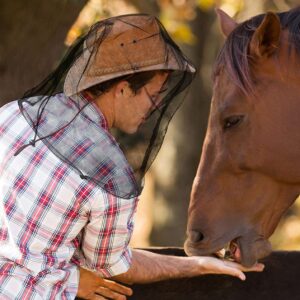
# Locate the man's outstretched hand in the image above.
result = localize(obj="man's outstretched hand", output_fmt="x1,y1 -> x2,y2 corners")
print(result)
77,267 -> 133,300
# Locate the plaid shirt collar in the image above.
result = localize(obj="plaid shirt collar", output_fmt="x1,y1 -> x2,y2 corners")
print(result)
79,91 -> 109,131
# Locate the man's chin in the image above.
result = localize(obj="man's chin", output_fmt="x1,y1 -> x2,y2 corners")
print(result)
117,125 -> 138,134
127,127 -> 138,134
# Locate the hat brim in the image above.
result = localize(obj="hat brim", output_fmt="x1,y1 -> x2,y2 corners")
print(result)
64,48 -> 196,97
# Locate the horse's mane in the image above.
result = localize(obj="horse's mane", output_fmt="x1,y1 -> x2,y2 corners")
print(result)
213,6 -> 300,94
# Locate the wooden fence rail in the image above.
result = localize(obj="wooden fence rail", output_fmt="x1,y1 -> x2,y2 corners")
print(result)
130,248 -> 300,300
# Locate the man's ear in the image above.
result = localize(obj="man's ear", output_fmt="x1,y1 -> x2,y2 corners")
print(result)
115,81 -> 132,98
215,8 -> 238,37
249,12 -> 281,59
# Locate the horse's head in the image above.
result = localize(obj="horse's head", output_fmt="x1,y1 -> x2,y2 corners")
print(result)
185,8 -> 300,267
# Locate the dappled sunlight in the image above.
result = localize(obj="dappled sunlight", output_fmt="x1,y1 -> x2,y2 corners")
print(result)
271,196 -> 300,250
129,173 -> 154,247
65,0 -> 137,46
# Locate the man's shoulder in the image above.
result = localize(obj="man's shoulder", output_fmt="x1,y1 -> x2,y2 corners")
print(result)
0,99 -> 19,113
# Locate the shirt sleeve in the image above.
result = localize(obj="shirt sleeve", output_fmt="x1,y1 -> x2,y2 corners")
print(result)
79,190 -> 138,277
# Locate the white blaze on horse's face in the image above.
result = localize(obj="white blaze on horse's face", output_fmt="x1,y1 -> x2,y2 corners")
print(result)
185,9 -> 300,267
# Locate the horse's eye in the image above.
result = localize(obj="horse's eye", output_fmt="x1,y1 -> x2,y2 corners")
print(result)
223,115 -> 244,130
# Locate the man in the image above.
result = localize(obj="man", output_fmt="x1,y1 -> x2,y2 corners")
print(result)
0,14 -> 263,299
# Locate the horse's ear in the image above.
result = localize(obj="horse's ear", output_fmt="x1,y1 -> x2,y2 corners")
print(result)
249,12 -> 281,58
215,8 -> 237,37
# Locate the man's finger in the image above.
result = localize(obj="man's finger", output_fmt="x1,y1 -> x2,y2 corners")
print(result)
220,261 -> 265,281
224,260 -> 265,272
91,294 -> 107,300
102,279 -> 133,296
95,287 -> 127,300
220,265 -> 246,281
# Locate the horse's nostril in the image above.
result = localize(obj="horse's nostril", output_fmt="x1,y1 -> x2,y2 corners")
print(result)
189,230 -> 204,243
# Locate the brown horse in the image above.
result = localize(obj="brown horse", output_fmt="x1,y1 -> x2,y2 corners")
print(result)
184,7 -> 300,267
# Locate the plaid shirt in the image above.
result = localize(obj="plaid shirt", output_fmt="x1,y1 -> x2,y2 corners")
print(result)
0,95 -> 138,299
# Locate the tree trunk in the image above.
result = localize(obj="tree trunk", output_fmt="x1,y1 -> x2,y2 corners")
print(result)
149,8 -> 216,246
0,0 -> 87,104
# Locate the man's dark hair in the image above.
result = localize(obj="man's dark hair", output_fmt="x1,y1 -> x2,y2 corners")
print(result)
87,70 -> 165,97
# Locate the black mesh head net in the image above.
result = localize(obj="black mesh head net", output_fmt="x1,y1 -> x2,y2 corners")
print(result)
16,14 -> 196,199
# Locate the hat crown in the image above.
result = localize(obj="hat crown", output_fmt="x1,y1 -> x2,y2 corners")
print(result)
64,14 -> 194,97
86,15 -> 166,77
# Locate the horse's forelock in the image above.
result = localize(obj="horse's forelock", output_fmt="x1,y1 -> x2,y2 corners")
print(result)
213,7 -> 300,95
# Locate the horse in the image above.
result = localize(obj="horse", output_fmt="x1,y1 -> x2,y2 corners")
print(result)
184,7 -> 300,267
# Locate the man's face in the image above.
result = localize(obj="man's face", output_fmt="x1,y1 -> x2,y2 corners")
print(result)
115,72 -> 169,134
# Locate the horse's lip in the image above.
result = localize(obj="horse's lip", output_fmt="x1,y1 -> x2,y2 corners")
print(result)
185,234 -> 271,267
184,237 -> 232,257
235,236 -> 272,267
228,239 -> 242,262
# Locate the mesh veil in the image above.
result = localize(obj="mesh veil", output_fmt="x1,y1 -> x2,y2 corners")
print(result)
16,14 -> 196,199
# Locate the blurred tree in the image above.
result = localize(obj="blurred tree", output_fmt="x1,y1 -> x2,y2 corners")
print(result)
126,0 -> 160,15
149,5 -> 216,246
0,0 -> 87,104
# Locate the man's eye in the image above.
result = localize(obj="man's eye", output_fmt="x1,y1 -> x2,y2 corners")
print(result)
223,115 -> 244,130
